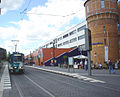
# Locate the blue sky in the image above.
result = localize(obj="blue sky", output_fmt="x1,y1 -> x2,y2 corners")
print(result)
0,0 -> 87,55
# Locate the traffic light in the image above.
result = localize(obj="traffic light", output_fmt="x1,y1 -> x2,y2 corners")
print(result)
94,52 -> 97,57
85,28 -> 92,51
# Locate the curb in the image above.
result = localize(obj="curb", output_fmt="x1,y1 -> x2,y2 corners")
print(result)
26,65 -> 106,84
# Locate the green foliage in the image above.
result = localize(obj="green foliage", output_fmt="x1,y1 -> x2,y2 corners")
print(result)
7,52 -> 11,61
30,54 -> 33,62
37,55 -> 40,65
63,55 -> 68,60
63,55 -> 68,64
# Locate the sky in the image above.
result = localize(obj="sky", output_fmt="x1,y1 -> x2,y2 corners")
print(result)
0,0 -> 89,55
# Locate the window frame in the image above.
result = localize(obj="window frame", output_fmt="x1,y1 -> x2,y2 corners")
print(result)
100,0 -> 105,9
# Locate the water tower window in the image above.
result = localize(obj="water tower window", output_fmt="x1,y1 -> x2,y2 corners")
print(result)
100,0 -> 105,9
86,5 -> 89,13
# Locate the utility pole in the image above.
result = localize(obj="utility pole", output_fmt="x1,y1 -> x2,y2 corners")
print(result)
53,41 -> 55,66
88,50 -> 91,76
85,28 -> 92,76
11,40 -> 19,52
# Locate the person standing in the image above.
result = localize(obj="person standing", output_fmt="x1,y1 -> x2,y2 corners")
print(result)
115,59 -> 118,69
85,59 -> 87,71
108,60 -> 115,74
98,63 -> 102,69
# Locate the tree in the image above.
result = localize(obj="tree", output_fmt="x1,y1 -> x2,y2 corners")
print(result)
37,55 -> 40,65
7,52 -> 11,62
63,55 -> 68,64
30,54 -> 33,65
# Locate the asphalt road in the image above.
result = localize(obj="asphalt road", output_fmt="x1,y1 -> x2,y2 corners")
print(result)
3,67 -> 120,97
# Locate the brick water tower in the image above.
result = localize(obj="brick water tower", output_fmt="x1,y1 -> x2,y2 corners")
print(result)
84,0 -> 119,66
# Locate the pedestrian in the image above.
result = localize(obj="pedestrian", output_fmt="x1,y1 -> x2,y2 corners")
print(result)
106,61 -> 108,69
118,59 -> 120,69
108,60 -> 115,74
85,59 -> 87,71
115,59 -> 118,69
98,63 -> 102,69
80,61 -> 82,69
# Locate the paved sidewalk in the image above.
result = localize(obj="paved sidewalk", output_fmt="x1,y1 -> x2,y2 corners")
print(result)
28,65 -> 120,84
32,65 -> 120,76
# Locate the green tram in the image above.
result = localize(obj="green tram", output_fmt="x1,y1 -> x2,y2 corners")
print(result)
9,52 -> 24,73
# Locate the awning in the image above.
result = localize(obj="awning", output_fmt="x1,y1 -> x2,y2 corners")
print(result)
73,55 -> 88,59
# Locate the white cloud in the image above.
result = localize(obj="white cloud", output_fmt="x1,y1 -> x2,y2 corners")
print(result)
0,0 -> 24,14
0,0 -> 86,55
0,26 -> 17,40
27,0 -> 85,28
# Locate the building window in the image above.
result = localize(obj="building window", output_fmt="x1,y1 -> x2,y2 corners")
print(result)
70,38 -> 77,43
100,0 -> 105,9
63,34 -> 68,39
78,35 -> 85,40
77,25 -> 86,32
63,41 -> 69,45
46,44 -> 49,48
58,43 -> 62,47
86,5 -> 89,13
69,30 -> 76,35
54,39 -> 57,43
58,37 -> 62,41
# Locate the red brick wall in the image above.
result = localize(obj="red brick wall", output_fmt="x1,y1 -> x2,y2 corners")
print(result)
84,0 -> 119,65
42,48 -> 72,65
25,48 -> 72,65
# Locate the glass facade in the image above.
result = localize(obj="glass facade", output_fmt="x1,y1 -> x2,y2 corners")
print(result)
70,38 -> 77,43
77,25 -> 86,32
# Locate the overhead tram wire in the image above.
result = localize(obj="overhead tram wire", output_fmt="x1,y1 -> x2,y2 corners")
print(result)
23,9 -> 83,18
24,13 -> 65,17
20,0 -> 32,20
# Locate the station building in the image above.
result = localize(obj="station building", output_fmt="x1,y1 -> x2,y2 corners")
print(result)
26,22 -> 88,66
41,21 -> 87,49
27,0 -> 120,67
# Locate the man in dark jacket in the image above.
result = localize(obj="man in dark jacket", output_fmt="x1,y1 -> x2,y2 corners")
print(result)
108,60 -> 115,74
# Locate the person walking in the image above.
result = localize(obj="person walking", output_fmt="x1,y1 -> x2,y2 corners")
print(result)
108,60 -> 115,74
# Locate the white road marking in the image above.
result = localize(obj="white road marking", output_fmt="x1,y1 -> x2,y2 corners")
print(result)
1,65 -> 12,90
14,81 -> 24,97
26,66 -> 120,93
24,75 -> 55,97
4,81 -> 10,84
